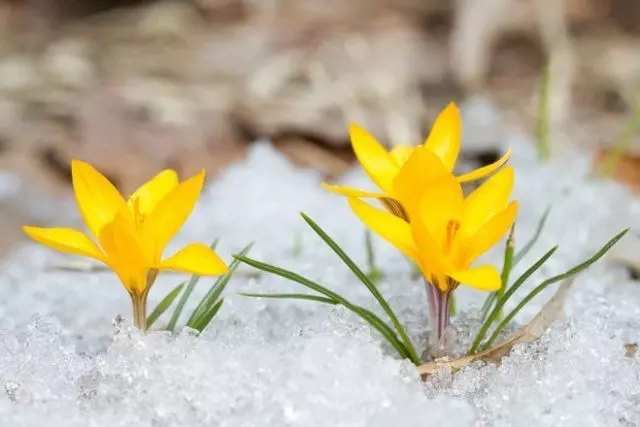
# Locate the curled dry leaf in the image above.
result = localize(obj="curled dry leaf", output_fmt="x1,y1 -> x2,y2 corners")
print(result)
417,279 -> 574,377
625,343 -> 638,358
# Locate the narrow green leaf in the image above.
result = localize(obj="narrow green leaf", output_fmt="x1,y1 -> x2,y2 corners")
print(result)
235,254 -> 413,361
239,290 -> 409,357
191,298 -> 225,333
480,228 -> 629,350
497,226 -> 516,319
482,226 -> 516,320
187,242 -> 253,328
513,207 -> 551,265
166,238 -> 220,332
146,282 -> 185,329
365,230 -> 383,282
300,213 -> 420,364
469,245 -> 559,354
239,292 -> 338,305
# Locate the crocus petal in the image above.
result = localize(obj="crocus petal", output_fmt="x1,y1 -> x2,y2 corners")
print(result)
348,198 -> 419,262
461,202 -> 518,265
392,146 -> 450,219
448,265 -> 501,292
156,243 -> 228,275
127,169 -> 179,217
99,214 -> 148,293
456,149 -> 512,183
142,170 -> 205,259
460,166 -> 514,239
321,182 -> 386,199
350,123 -> 399,194
72,160 -> 130,238
22,226 -> 106,262
411,216 -> 449,280
424,102 -> 461,171
389,144 -> 415,166
417,174 -> 464,247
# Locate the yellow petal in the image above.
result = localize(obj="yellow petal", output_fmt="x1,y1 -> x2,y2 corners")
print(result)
456,149 -> 512,183
157,243 -> 228,275
99,214 -> 148,293
321,182 -> 386,198
389,144 -> 415,166
127,169 -> 179,218
350,123 -> 399,194
460,166 -> 514,238
348,198 -> 419,262
392,146 -> 450,219
461,202 -> 518,265
411,216 -> 448,280
22,226 -> 106,262
424,102 -> 461,171
448,265 -> 501,291
142,170 -> 206,258
417,173 -> 464,248
72,160 -> 130,238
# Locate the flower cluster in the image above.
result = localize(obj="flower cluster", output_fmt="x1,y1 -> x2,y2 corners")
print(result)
326,103 -> 517,350
21,101 -> 625,365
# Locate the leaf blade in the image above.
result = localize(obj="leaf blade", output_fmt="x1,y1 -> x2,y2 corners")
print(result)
166,238 -> 220,332
235,254 -> 412,360
239,292 -> 338,304
146,282 -> 185,329
186,243 -> 253,328
481,228 -> 629,350
300,213 -> 420,364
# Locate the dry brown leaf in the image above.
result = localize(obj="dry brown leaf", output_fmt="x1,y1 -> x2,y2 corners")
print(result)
417,279 -> 574,376
625,343 -> 638,358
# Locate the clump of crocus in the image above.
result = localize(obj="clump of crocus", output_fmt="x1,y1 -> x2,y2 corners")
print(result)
349,165 -> 517,355
323,103 -> 511,220
23,161 -> 228,329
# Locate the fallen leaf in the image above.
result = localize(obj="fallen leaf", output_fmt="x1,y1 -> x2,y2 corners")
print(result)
625,343 -> 638,357
417,279 -> 574,376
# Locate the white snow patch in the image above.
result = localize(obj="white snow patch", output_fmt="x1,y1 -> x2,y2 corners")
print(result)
1,137 -> 639,426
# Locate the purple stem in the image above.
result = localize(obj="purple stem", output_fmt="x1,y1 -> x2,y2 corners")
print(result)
425,280 -> 452,343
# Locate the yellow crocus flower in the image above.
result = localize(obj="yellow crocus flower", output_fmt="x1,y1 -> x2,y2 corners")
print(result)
323,103 -> 511,221
348,166 -> 518,342
23,161 -> 228,329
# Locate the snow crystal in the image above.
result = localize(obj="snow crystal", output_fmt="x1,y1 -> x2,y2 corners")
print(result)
1,131 -> 639,426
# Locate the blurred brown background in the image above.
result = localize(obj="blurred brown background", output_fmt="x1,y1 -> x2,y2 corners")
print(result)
0,0 -> 639,255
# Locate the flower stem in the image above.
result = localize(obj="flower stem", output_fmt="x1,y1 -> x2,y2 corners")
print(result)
131,291 -> 148,330
425,280 -> 452,346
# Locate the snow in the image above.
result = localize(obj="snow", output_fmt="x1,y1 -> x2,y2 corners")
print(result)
1,132 -> 639,426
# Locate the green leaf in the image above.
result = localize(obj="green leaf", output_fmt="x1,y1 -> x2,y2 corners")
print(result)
186,242 -> 254,329
300,213 -> 420,364
191,298 -> 225,333
239,292 -> 338,305
513,207 -> 551,265
166,238 -> 220,332
365,230 -> 383,282
235,254 -> 413,361
482,226 -> 516,320
469,245 -> 559,355
146,282 -> 185,329
480,228 -> 629,350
